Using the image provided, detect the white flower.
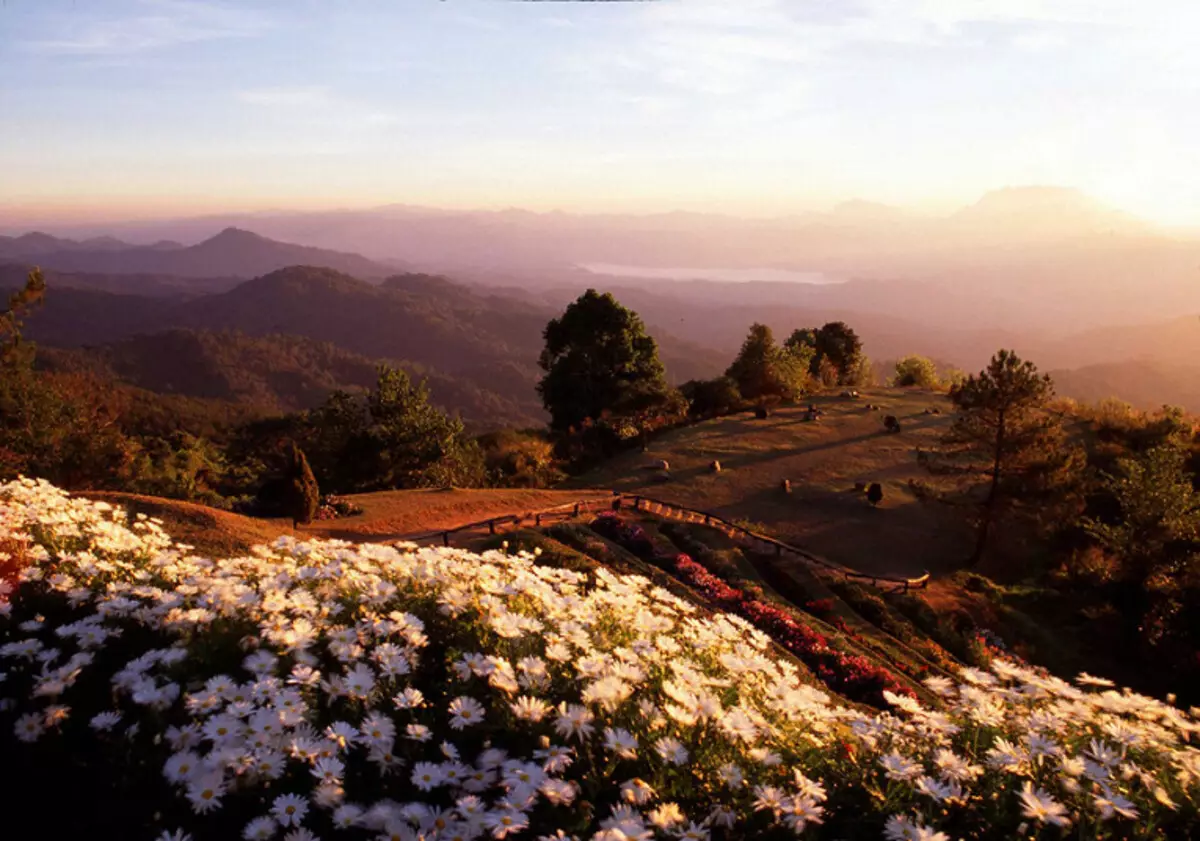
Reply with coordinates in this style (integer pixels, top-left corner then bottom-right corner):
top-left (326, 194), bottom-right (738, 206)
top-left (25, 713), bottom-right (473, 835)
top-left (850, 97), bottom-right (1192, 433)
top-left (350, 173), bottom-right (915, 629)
top-left (1019, 781), bottom-right (1071, 827)
top-left (242, 816), bottom-right (276, 841)
top-left (879, 752), bottom-right (921, 782)
top-left (603, 727), bottom-right (638, 760)
top-left (89, 711), bottom-right (122, 732)
top-left (654, 736), bottom-right (688, 765)
top-left (449, 696), bottom-right (486, 729)
top-left (271, 793), bottom-right (309, 827)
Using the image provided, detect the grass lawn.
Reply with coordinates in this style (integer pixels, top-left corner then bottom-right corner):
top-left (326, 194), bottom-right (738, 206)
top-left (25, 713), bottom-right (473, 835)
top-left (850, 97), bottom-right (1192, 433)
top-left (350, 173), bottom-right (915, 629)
top-left (569, 387), bottom-right (973, 578)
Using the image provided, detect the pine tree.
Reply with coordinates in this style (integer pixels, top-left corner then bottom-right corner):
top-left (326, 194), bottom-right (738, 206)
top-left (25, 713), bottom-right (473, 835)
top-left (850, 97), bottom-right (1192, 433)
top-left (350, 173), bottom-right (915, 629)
top-left (945, 349), bottom-right (1079, 565)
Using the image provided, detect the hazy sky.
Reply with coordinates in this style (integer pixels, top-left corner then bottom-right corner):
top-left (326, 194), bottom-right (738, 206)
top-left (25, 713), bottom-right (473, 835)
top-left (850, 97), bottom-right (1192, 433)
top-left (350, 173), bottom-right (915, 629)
top-left (3, 0), bottom-right (1199, 223)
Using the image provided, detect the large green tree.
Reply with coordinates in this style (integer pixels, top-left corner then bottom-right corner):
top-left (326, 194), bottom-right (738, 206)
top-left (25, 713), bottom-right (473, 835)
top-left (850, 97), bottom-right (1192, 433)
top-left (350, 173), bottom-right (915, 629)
top-left (783, 322), bottom-right (864, 386)
top-left (538, 290), bottom-right (677, 433)
top-left (360, 366), bottom-right (484, 490)
top-left (813, 321), bottom-right (864, 385)
top-left (727, 323), bottom-right (810, 405)
top-left (945, 349), bottom-right (1079, 564)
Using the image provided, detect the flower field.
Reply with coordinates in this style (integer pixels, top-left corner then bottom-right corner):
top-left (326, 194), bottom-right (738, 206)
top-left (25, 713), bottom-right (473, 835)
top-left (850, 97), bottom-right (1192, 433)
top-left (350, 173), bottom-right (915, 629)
top-left (1, 479), bottom-right (1199, 840)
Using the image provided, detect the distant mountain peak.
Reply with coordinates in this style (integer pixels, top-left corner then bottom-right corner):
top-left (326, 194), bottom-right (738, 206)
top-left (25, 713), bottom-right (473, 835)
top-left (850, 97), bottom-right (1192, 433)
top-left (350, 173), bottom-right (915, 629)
top-left (967, 185), bottom-right (1100, 211)
top-left (202, 227), bottom-right (270, 246)
top-left (952, 185), bottom-right (1149, 236)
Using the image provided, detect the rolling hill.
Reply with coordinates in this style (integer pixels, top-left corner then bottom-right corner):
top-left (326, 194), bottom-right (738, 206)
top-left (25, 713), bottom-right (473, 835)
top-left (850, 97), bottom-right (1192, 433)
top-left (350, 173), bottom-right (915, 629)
top-left (1050, 359), bottom-right (1200, 413)
top-left (38, 329), bottom-right (543, 427)
top-left (10, 264), bottom-right (725, 428)
top-left (0, 227), bottom-right (399, 279)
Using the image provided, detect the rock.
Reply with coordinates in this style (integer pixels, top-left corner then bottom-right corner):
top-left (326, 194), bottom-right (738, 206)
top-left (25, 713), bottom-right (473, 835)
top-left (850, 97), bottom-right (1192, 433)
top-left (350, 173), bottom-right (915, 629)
top-left (754, 406), bottom-right (771, 419)
top-left (867, 482), bottom-right (884, 506)
top-left (655, 459), bottom-right (670, 471)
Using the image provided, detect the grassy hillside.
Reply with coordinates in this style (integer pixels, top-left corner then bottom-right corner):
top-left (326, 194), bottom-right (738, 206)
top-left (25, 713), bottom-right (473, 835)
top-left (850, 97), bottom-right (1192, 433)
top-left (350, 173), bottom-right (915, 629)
top-left (570, 388), bottom-right (970, 578)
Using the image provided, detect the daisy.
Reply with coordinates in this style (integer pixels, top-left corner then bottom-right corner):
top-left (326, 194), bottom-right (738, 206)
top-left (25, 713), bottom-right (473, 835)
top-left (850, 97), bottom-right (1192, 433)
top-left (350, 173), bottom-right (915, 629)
top-left (1019, 781), bottom-right (1071, 827)
top-left (89, 711), bottom-right (122, 732)
top-left (271, 793), bottom-right (309, 827)
top-left (603, 727), bottom-right (638, 759)
top-left (449, 696), bottom-right (486, 729)
top-left (242, 816), bottom-right (276, 841)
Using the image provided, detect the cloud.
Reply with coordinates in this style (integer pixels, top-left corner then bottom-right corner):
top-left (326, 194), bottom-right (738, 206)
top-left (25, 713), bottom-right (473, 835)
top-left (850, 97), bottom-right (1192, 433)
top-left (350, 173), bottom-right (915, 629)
top-left (28, 0), bottom-right (271, 55)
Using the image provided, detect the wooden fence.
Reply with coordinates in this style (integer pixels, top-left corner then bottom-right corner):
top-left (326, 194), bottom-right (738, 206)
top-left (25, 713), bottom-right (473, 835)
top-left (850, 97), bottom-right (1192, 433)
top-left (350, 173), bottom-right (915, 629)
top-left (399, 491), bottom-right (930, 594)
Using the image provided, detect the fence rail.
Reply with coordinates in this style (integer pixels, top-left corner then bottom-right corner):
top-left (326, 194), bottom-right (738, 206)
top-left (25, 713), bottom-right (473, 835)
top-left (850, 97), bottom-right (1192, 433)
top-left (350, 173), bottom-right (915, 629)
top-left (619, 494), bottom-right (930, 593)
top-left (398, 492), bottom-right (929, 593)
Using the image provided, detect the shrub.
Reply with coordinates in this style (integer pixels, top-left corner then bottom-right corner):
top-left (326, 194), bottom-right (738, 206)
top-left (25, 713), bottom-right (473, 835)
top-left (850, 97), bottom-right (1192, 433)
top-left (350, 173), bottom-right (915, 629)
top-left (680, 376), bottom-right (744, 418)
top-left (285, 442), bottom-right (320, 525)
top-left (892, 355), bottom-right (941, 389)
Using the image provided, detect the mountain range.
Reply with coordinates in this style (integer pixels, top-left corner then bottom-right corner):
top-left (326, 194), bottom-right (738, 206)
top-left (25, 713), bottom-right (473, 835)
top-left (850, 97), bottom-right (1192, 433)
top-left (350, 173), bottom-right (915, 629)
top-left (15, 187), bottom-right (1198, 334)
top-left (3, 262), bottom-right (727, 428)
top-left (5, 196), bottom-right (1200, 418)
top-left (0, 227), bottom-right (399, 280)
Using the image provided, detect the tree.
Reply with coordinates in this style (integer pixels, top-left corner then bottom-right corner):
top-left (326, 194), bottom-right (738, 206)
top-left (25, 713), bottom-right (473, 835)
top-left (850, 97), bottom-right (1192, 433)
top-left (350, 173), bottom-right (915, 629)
top-left (945, 349), bottom-right (1078, 565)
top-left (726, 324), bottom-right (808, 405)
top-left (814, 322), bottom-right (864, 385)
top-left (1, 267), bottom-right (45, 366)
top-left (538, 290), bottom-right (676, 433)
top-left (783, 322), bottom-right (864, 386)
top-left (363, 365), bottom-right (484, 490)
top-left (893, 355), bottom-right (940, 388)
top-left (284, 442), bottom-right (320, 526)
top-left (1083, 443), bottom-right (1200, 587)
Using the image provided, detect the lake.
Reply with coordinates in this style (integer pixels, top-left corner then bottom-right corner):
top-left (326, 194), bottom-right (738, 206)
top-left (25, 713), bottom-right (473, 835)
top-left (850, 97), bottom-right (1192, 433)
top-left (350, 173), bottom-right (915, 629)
top-left (578, 263), bottom-right (844, 284)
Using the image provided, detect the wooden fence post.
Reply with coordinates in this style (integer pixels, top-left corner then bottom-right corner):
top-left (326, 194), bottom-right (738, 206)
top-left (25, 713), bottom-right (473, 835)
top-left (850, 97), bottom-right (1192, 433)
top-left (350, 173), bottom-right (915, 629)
top-left (442, 532), bottom-right (450, 547)
top-left (573, 503), bottom-right (580, 517)
top-left (489, 520), bottom-right (495, 535)
top-left (535, 513), bottom-right (542, 527)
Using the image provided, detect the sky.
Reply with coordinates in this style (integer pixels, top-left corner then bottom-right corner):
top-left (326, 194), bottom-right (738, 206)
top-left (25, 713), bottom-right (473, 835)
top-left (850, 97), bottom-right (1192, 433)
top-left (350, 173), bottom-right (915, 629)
top-left (2, 0), bottom-right (1199, 224)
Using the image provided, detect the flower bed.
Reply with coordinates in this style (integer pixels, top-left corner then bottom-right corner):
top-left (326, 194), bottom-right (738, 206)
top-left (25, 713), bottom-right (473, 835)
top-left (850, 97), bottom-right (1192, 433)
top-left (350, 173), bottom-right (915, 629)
top-left (591, 514), bottom-right (913, 706)
top-left (1, 480), bottom-right (1198, 840)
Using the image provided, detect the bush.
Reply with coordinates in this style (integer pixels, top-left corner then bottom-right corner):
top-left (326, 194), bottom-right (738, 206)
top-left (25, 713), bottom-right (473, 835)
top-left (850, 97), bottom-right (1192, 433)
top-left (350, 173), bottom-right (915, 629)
top-left (680, 376), bottom-right (744, 418)
top-left (478, 429), bottom-right (565, 488)
top-left (892, 355), bottom-right (940, 388)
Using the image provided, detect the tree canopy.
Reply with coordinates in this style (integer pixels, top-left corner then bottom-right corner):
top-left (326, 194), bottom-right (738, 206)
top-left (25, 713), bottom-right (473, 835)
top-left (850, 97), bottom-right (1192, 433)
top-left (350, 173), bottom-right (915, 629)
top-left (893, 355), bottom-right (940, 388)
top-left (726, 323), bottom-right (810, 405)
top-left (537, 289), bottom-right (676, 433)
